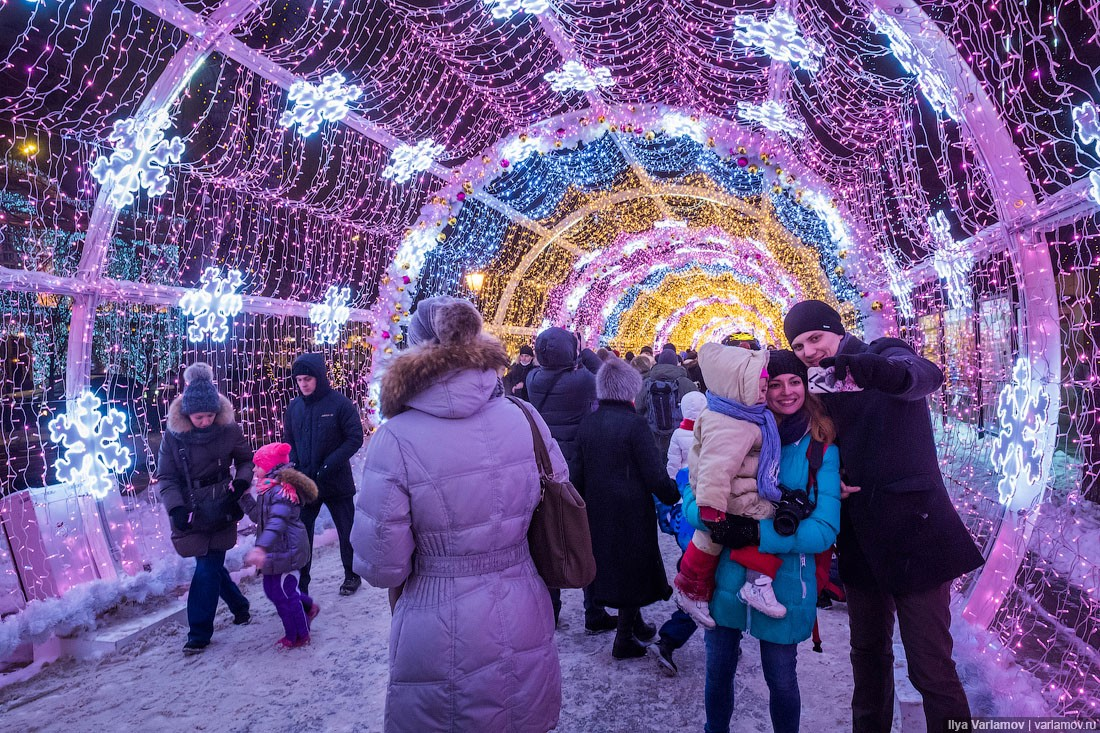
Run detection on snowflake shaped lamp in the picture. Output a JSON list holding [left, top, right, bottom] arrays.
[[179, 267, 245, 342], [381, 140, 446, 184], [732, 9, 823, 73], [486, 0, 549, 19], [310, 286, 352, 345], [928, 211, 973, 310], [500, 134, 543, 164], [279, 72, 362, 137], [91, 110, 185, 208], [1072, 102, 1100, 150], [48, 391, 133, 499], [1089, 170, 1100, 207], [545, 61, 614, 93], [870, 9, 959, 120], [991, 358, 1052, 508], [880, 250, 915, 319], [737, 100, 806, 138], [660, 113, 707, 144]]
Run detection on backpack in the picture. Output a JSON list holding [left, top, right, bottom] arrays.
[[646, 377, 681, 433]]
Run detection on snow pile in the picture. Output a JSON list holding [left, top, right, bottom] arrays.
[[952, 612, 1050, 718]]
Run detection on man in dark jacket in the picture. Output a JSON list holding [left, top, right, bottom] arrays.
[[635, 348, 699, 456], [784, 300, 984, 733], [502, 344, 536, 401], [526, 327, 615, 632], [285, 353, 365, 596]]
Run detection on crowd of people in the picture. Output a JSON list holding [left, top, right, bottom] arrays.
[[154, 296, 984, 733]]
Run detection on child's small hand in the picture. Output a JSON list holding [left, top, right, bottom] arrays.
[[245, 547, 267, 569]]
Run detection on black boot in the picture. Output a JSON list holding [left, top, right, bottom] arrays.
[[633, 613, 656, 643], [611, 608, 646, 659], [339, 574, 362, 596]]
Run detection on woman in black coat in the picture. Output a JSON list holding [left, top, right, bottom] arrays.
[[570, 357, 680, 660]]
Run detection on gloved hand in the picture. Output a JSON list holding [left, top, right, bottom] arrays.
[[704, 515, 760, 549], [169, 506, 191, 533], [821, 353, 908, 393], [231, 479, 250, 498]]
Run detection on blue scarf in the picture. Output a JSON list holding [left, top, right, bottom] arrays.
[[705, 391, 782, 502]]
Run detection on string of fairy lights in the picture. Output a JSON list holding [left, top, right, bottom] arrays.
[[0, 0, 1098, 716]]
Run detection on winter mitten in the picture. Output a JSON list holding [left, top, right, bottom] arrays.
[[231, 479, 250, 498], [169, 506, 191, 533], [821, 353, 908, 393], [707, 515, 761, 549]]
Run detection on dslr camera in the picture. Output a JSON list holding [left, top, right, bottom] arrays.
[[773, 483, 817, 536]]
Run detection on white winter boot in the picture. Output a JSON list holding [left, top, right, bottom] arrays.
[[672, 587, 716, 629], [738, 576, 787, 619]]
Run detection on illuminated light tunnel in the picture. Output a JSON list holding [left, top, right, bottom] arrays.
[[0, 0, 1098, 725]]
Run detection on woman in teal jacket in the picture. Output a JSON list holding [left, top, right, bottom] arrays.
[[682, 350, 841, 733]]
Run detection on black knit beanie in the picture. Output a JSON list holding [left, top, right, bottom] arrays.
[[519, 345, 534, 357], [767, 350, 808, 382], [783, 300, 845, 343]]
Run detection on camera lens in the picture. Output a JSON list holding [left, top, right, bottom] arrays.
[[774, 511, 798, 537]]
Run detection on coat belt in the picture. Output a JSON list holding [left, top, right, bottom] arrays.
[[413, 541, 529, 578]]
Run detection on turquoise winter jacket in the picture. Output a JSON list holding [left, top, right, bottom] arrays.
[[682, 433, 841, 645]]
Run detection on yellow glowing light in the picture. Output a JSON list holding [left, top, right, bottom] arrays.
[[465, 272, 486, 291]]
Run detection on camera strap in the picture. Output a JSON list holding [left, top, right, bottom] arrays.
[[804, 439, 827, 505]]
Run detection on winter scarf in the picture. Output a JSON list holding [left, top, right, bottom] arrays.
[[679, 418, 695, 431], [706, 391, 781, 502], [776, 409, 810, 447], [256, 472, 301, 504]]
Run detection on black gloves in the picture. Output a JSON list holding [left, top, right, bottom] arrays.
[[703, 515, 761, 549], [821, 353, 908, 393], [169, 506, 191, 533], [231, 479, 250, 497]]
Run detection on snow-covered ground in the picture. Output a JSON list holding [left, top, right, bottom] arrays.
[[0, 532, 1049, 732]]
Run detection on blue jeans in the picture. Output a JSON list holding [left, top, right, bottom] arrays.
[[659, 608, 698, 649], [704, 626, 801, 733], [187, 549, 249, 645]]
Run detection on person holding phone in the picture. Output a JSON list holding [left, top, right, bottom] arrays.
[[783, 300, 984, 733]]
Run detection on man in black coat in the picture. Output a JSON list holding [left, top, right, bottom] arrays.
[[502, 344, 536, 401], [784, 300, 984, 733], [285, 353, 365, 596]]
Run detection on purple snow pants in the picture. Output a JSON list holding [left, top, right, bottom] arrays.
[[263, 571, 312, 643]]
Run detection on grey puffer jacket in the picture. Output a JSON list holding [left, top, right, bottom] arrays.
[[239, 467, 318, 575], [353, 334, 563, 733], [156, 395, 253, 558]]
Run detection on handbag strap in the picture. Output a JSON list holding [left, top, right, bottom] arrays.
[[506, 396, 552, 478]]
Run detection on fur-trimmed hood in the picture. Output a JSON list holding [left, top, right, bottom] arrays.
[[265, 465, 319, 504], [381, 335, 510, 419], [166, 393, 235, 434]]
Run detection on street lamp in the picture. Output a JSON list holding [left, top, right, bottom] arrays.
[[465, 271, 485, 292]]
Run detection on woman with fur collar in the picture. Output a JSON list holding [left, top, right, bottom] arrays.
[[155, 362, 254, 654], [351, 296, 565, 733]]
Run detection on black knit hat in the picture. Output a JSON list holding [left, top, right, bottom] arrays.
[[519, 345, 534, 357], [783, 300, 845, 343], [767, 350, 808, 382], [179, 362, 221, 416]]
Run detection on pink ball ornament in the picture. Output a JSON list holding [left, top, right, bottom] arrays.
[[500, 159, 510, 167], [737, 157, 748, 167], [556, 127, 566, 137], [401, 275, 411, 284], [456, 192, 466, 201], [381, 330, 390, 340]]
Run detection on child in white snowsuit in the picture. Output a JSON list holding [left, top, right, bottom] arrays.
[[666, 390, 709, 478], [672, 343, 787, 628], [242, 442, 320, 648]]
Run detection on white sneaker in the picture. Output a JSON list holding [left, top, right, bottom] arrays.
[[673, 587, 716, 629], [738, 578, 787, 619]]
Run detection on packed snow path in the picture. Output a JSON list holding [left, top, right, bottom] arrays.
[[1, 535, 864, 732]]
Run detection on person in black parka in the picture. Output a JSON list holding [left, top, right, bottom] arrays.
[[285, 353, 365, 596], [502, 344, 537, 402], [570, 357, 681, 660], [784, 300, 984, 733]]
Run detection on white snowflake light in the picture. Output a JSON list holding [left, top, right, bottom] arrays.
[[1072, 101, 1100, 150], [992, 358, 1052, 508], [278, 72, 362, 137], [880, 249, 915, 319], [1089, 170, 1100, 207], [48, 391, 133, 500], [928, 211, 974, 310], [91, 110, 185, 208], [500, 134, 543, 164], [870, 9, 960, 121], [660, 113, 707, 144], [545, 61, 614, 93], [486, 0, 549, 19], [179, 267, 244, 342], [381, 140, 446, 184], [733, 9, 823, 73], [737, 100, 806, 138], [309, 285, 352, 345]]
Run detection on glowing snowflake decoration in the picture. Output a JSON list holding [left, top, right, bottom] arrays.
[[278, 72, 362, 137], [870, 9, 959, 120], [733, 9, 823, 73], [1089, 170, 1100, 207], [91, 110, 185, 208], [48, 391, 132, 499], [660, 113, 707, 144], [1072, 102, 1100, 150], [500, 134, 543, 164], [179, 267, 244, 342], [880, 249, 915, 319], [309, 285, 352, 345], [928, 211, 973, 310], [991, 358, 1052, 507], [381, 140, 445, 184], [486, 0, 549, 19], [737, 100, 806, 138], [545, 61, 614, 93]]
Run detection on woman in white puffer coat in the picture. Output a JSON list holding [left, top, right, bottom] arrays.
[[666, 390, 709, 478]]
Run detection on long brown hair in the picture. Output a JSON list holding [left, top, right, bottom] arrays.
[[803, 391, 836, 445]]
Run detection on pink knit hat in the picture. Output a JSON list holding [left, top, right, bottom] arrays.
[[254, 442, 292, 474]]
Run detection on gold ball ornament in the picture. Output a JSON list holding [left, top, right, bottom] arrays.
[[871, 301, 884, 311]]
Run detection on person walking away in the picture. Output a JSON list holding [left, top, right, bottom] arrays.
[[241, 442, 319, 648], [285, 353, 365, 597], [783, 299, 984, 733], [351, 296, 561, 732], [636, 348, 699, 457], [569, 357, 681, 659], [155, 362, 253, 654]]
